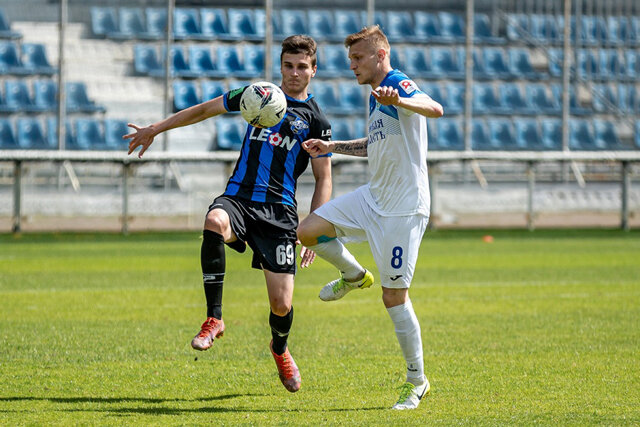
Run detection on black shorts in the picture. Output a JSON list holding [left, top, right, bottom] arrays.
[[208, 195, 298, 274]]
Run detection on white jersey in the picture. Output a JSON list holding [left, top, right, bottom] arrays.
[[363, 69, 430, 217]]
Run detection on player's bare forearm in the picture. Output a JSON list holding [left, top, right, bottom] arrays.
[[309, 157, 332, 212], [333, 137, 368, 157], [373, 87, 443, 118]]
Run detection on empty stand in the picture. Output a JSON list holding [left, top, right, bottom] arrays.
[[216, 117, 244, 150]]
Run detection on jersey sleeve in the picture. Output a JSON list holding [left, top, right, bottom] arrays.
[[393, 78, 429, 116], [223, 86, 248, 112], [309, 114, 332, 158]]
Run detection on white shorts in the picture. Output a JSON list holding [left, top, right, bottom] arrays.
[[314, 186, 429, 289]]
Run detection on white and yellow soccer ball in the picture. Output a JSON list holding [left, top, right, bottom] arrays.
[[239, 82, 287, 128]]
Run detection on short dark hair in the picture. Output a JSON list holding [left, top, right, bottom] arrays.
[[280, 35, 317, 67]]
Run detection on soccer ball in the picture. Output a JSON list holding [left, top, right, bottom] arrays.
[[240, 82, 287, 128]]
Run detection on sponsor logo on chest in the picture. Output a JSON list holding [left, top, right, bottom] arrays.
[[249, 127, 297, 151]]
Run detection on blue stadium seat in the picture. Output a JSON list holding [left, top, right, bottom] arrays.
[[21, 43, 56, 75], [46, 117, 75, 149], [389, 48, 404, 70], [90, 7, 118, 38], [618, 84, 637, 113], [435, 118, 464, 150], [276, 10, 307, 41], [188, 45, 221, 78], [4, 80, 37, 113], [66, 82, 105, 113], [540, 119, 562, 150], [413, 11, 441, 43], [318, 44, 350, 78], [0, 41, 27, 75], [104, 119, 129, 150], [116, 7, 146, 39], [551, 84, 591, 115], [514, 119, 544, 150], [33, 80, 56, 112], [170, 46, 198, 78], [337, 82, 364, 112], [0, 88, 8, 113], [228, 8, 262, 41], [506, 14, 529, 41], [312, 82, 342, 115], [307, 10, 336, 42], [472, 84, 504, 115], [482, 47, 513, 80], [330, 119, 353, 141], [547, 48, 564, 77], [489, 119, 518, 150], [352, 118, 367, 139], [581, 16, 608, 46], [607, 16, 632, 46], [0, 118, 18, 149], [509, 48, 544, 80], [599, 49, 625, 81], [471, 119, 492, 150], [438, 12, 465, 43], [216, 45, 245, 76], [173, 8, 201, 40], [531, 15, 560, 43], [386, 11, 415, 42], [443, 83, 465, 115], [242, 45, 265, 78], [134, 44, 163, 77], [201, 80, 226, 101], [592, 84, 617, 113], [144, 8, 167, 39], [403, 47, 431, 79], [474, 14, 504, 44], [500, 83, 533, 115], [173, 80, 200, 111], [200, 8, 234, 41], [76, 118, 107, 150], [419, 82, 444, 106], [577, 49, 599, 80], [360, 10, 386, 30], [0, 8, 21, 39], [430, 47, 464, 80], [569, 120, 598, 150], [526, 83, 560, 115], [593, 120, 622, 150], [334, 10, 362, 41], [17, 118, 48, 149], [624, 50, 639, 81], [216, 117, 244, 150]]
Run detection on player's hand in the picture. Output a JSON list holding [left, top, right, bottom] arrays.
[[372, 86, 400, 106], [302, 138, 332, 157], [123, 124, 156, 158], [298, 241, 316, 268]]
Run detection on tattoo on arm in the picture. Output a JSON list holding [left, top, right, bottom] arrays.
[[332, 137, 368, 157]]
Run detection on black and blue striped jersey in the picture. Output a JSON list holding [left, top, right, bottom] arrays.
[[222, 86, 332, 208]]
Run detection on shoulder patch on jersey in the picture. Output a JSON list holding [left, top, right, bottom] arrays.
[[398, 79, 418, 95]]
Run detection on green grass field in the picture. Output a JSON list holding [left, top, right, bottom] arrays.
[[1, 230, 639, 425]]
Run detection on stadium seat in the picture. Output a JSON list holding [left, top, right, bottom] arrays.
[[104, 119, 129, 150], [312, 82, 342, 115], [170, 46, 198, 78], [46, 117, 75, 149], [0, 41, 27, 75], [581, 15, 608, 46], [134, 44, 164, 77], [430, 47, 464, 80], [472, 84, 504, 115], [550, 84, 591, 116], [618, 84, 637, 113], [592, 84, 617, 113], [4, 80, 37, 113], [188, 45, 221, 78], [21, 43, 56, 75], [403, 47, 431, 79], [201, 80, 226, 101], [90, 7, 118, 38], [389, 48, 404, 70], [352, 118, 367, 139], [506, 14, 529, 41], [540, 119, 562, 150], [276, 10, 307, 41], [474, 14, 504, 44], [438, 12, 465, 43], [0, 88, 8, 113], [216, 45, 245, 77], [569, 120, 598, 150], [547, 48, 564, 77], [318, 44, 350, 78], [488, 119, 518, 150], [334, 10, 362, 40], [509, 48, 544, 80], [577, 49, 599, 80], [531, 14, 560, 44], [526, 83, 560, 115], [593, 120, 622, 150], [419, 82, 443, 106], [144, 8, 168, 39], [337, 82, 365, 112], [242, 45, 265, 78], [173, 80, 200, 112], [435, 118, 464, 150], [482, 47, 513, 80], [443, 83, 465, 115], [330, 118, 353, 141], [76, 118, 107, 150], [624, 50, 639, 81], [514, 119, 544, 150], [386, 11, 415, 42], [173, 8, 201, 40], [0, 8, 20, 39], [500, 83, 533, 115], [115, 7, 145, 39], [33, 79, 57, 112], [17, 118, 48, 149], [471, 119, 492, 150], [0, 118, 18, 149], [228, 8, 262, 41], [200, 8, 234, 41], [65, 82, 105, 113], [216, 117, 244, 150], [599, 49, 625, 81], [307, 10, 336, 42], [413, 11, 441, 43]]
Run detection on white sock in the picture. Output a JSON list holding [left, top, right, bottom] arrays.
[[306, 239, 364, 281], [386, 299, 425, 385]]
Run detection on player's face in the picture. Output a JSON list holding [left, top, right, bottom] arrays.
[[348, 40, 380, 87], [280, 53, 316, 99]]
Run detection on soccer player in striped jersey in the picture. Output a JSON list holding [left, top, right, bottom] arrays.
[[124, 35, 332, 393], [298, 26, 444, 409]]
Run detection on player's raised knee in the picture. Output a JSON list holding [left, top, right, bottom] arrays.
[[204, 211, 228, 235]]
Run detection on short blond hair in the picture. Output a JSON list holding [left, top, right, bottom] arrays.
[[344, 25, 390, 53]]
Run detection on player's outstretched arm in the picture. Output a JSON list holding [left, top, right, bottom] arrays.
[[124, 96, 227, 157], [372, 86, 444, 118], [302, 137, 368, 158]]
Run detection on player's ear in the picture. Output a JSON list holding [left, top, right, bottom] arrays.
[[376, 48, 387, 63], [311, 65, 317, 77]]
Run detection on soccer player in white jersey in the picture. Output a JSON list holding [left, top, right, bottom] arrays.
[[297, 25, 443, 410]]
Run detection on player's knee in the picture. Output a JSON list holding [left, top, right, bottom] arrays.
[[296, 223, 315, 247], [270, 299, 291, 317], [204, 211, 227, 235], [382, 287, 408, 308]]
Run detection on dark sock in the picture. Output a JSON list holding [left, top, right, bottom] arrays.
[[270, 307, 293, 355], [201, 230, 225, 319]]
